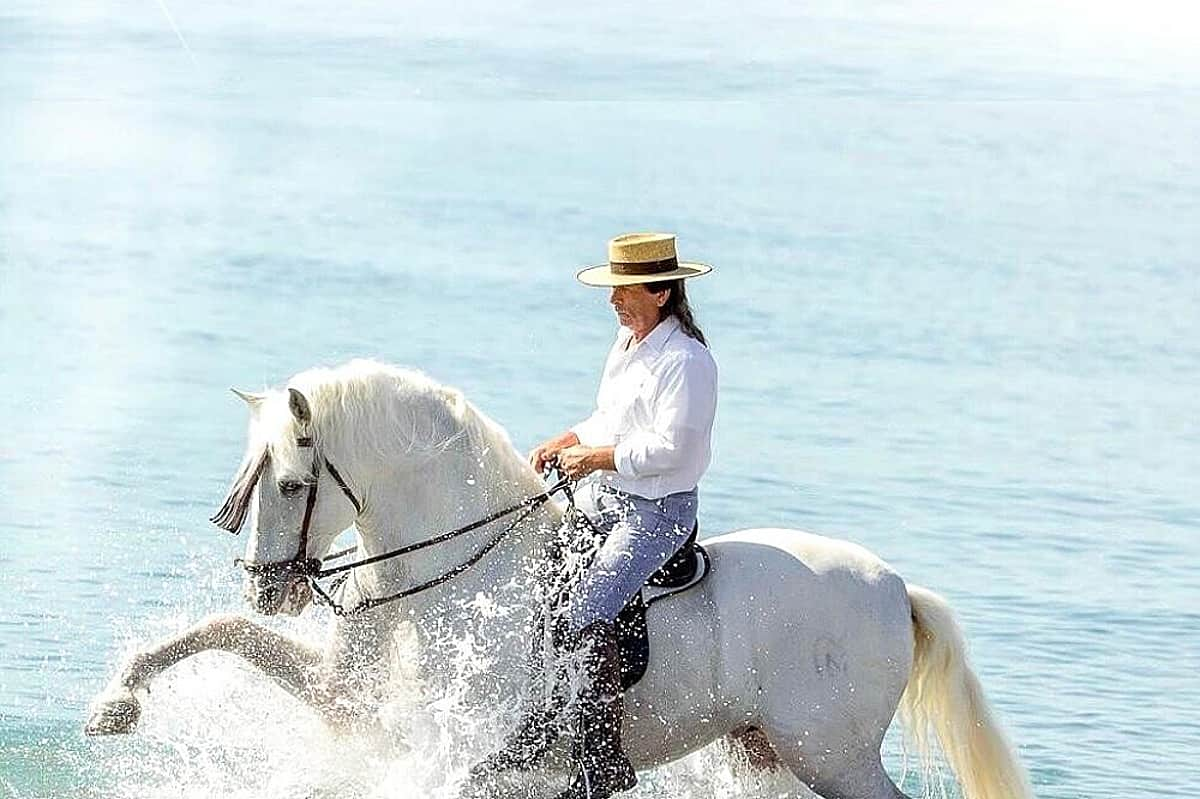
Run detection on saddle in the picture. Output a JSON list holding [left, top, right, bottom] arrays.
[[613, 522, 711, 690]]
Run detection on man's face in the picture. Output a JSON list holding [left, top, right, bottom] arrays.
[[610, 283, 670, 337]]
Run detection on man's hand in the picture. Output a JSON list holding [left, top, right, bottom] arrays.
[[529, 431, 581, 474], [556, 445, 616, 480]]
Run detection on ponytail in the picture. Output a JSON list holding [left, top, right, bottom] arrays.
[[656, 279, 707, 346]]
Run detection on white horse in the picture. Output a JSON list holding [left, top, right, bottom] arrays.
[[87, 359, 1031, 799]]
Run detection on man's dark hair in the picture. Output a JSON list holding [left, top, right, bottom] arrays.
[[653, 279, 707, 346]]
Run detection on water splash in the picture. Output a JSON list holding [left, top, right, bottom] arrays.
[[70, 568, 839, 799]]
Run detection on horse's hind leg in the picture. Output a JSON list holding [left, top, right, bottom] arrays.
[[814, 760, 909, 799], [85, 613, 327, 735], [768, 737, 909, 799]]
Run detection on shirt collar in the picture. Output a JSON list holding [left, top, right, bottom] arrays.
[[623, 314, 680, 355]]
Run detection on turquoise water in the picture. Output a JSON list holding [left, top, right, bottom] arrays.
[[2, 2, 1198, 797]]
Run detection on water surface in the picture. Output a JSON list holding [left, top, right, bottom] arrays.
[[1, 2, 1198, 797]]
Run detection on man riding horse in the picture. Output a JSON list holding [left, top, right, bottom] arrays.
[[88, 231, 1030, 799], [472, 232, 717, 799]]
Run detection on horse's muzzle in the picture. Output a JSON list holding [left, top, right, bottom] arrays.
[[244, 574, 311, 616]]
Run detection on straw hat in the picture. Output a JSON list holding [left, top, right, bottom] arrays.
[[576, 233, 713, 287]]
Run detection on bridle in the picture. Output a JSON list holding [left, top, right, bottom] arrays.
[[225, 435, 362, 584], [212, 435, 571, 616]]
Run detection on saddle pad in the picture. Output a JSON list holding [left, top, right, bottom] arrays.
[[615, 544, 710, 690]]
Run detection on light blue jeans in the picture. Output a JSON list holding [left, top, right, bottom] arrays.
[[567, 485, 699, 632]]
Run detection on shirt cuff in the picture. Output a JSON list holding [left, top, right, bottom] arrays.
[[612, 441, 638, 478], [571, 418, 603, 447]]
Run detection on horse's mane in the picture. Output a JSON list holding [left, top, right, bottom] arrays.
[[217, 359, 525, 525]]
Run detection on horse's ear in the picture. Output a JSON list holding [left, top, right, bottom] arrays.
[[230, 388, 266, 407], [288, 388, 313, 424]]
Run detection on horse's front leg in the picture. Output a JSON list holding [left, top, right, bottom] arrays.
[[85, 613, 331, 736]]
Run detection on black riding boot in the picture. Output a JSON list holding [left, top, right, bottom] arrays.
[[556, 621, 637, 799]]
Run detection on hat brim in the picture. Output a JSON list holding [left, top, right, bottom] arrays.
[[576, 261, 712, 287]]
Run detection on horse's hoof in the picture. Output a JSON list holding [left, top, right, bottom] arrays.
[[84, 692, 141, 736]]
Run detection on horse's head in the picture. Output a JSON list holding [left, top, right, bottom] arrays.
[[212, 385, 362, 616], [210, 359, 550, 619]]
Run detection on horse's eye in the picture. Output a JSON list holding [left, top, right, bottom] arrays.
[[278, 479, 306, 497]]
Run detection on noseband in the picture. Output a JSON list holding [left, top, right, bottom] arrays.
[[213, 434, 571, 615]]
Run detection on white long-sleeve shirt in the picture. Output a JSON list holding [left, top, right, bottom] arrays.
[[571, 314, 718, 499]]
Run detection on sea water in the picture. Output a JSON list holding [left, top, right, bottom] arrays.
[[1, 1, 1198, 797]]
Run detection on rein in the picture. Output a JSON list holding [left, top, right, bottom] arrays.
[[216, 435, 572, 616]]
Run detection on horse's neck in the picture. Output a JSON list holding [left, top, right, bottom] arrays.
[[352, 436, 563, 655]]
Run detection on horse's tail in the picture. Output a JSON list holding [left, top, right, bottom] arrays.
[[899, 584, 1033, 799]]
